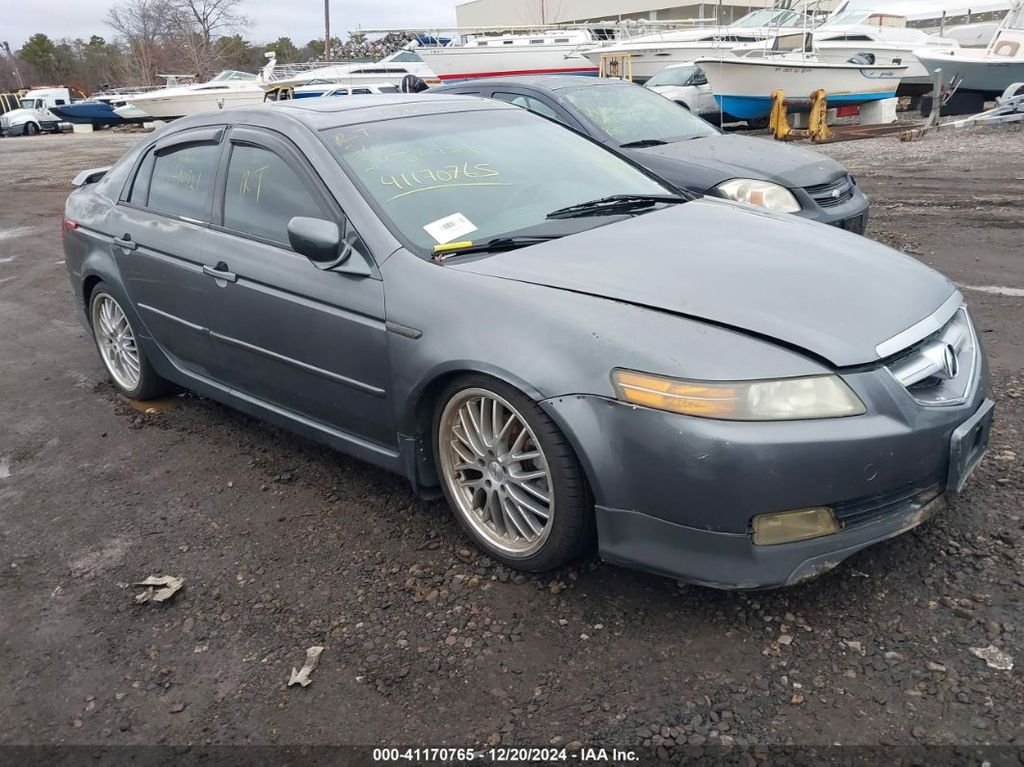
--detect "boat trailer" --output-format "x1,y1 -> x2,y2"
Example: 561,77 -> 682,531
900,82 -> 1024,140
768,89 -> 916,143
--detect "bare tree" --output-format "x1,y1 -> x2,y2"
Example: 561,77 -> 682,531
168,0 -> 250,78
107,0 -> 170,84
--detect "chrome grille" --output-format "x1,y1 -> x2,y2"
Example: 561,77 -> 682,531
887,307 -> 978,406
804,175 -> 855,208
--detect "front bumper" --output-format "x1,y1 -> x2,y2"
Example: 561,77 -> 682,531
541,365 -> 990,588
792,180 -> 870,233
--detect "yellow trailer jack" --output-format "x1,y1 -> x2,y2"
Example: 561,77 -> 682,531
768,89 -> 833,142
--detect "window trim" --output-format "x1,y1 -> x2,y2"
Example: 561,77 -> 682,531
211,125 -> 341,252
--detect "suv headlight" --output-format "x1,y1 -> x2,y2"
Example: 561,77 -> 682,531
715,178 -> 800,213
612,370 -> 865,421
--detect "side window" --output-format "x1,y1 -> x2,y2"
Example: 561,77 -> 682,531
147,142 -> 219,222
223,143 -> 325,246
691,69 -> 708,86
492,92 -> 566,125
55,99 -> 67,106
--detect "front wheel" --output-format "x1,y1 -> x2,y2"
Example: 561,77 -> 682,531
89,283 -> 170,400
433,376 -> 593,572
24,122 -> 39,136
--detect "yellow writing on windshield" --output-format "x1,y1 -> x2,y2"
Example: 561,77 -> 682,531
381,162 -> 500,194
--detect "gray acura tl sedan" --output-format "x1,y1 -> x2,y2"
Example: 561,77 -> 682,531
62,95 -> 994,589
438,77 -> 870,234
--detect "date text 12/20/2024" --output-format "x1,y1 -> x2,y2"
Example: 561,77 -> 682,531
372,747 -> 640,762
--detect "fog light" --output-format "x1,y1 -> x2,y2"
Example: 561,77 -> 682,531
752,507 -> 840,545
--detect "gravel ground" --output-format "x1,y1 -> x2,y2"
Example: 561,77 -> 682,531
1,125 -> 1022,755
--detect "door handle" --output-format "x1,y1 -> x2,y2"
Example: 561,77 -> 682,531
113,234 -> 137,250
202,261 -> 237,283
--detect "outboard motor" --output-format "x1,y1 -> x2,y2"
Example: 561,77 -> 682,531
846,52 -> 876,65
400,74 -> 429,93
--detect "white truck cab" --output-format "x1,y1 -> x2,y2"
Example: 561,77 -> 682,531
0,87 -> 71,136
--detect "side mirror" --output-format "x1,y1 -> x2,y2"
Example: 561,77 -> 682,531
288,216 -> 348,266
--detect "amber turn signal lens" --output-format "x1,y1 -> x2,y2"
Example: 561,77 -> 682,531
611,370 -> 738,417
752,507 -> 840,546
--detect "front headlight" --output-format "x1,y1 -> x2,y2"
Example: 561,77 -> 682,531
716,178 -> 800,213
611,370 -> 865,421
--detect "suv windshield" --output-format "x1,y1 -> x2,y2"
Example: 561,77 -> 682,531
646,65 -> 700,87
560,83 -> 716,146
326,108 -> 674,253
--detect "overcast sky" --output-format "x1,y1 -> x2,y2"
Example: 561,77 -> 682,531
3,0 -> 459,50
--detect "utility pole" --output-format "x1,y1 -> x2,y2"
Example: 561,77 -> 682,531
324,0 -> 331,60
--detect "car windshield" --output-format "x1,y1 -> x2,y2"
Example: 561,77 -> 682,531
560,83 -> 717,146
646,65 -> 700,87
19,99 -> 41,109
326,108 -> 673,253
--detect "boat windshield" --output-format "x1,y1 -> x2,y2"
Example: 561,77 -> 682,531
561,83 -> 717,145
732,9 -> 809,27
209,70 -> 257,82
820,9 -> 875,28
326,108 -> 674,254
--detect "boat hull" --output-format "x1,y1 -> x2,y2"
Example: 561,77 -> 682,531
50,101 -> 128,127
126,89 -> 264,119
913,51 -> 1024,97
583,42 -> 741,82
697,58 -> 905,119
417,45 -> 597,82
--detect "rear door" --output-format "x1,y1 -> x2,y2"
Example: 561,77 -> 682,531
201,126 -> 393,447
107,127 -> 225,377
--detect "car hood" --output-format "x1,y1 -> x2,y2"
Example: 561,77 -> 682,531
632,133 -> 848,190
449,199 -> 956,368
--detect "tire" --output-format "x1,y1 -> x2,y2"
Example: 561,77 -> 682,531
88,282 -> 170,400
433,374 -> 593,572
24,122 -> 39,136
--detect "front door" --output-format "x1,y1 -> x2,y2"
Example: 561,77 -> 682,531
201,127 -> 393,448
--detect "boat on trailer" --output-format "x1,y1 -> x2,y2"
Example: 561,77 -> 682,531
695,55 -> 906,119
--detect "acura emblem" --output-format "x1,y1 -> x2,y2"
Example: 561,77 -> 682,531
941,344 -> 960,379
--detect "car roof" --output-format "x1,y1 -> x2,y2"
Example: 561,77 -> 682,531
168,93 -> 515,133
439,76 -> 634,94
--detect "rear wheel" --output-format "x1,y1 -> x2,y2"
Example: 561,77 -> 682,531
433,375 -> 593,572
89,283 -> 169,400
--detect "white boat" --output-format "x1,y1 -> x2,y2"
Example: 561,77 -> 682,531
415,29 -> 598,82
915,0 -> 1024,96
811,8 -> 960,95
581,9 -> 817,83
112,103 -> 151,121
125,57 -> 276,120
266,48 -> 438,91
695,55 -> 906,119
264,81 -> 401,101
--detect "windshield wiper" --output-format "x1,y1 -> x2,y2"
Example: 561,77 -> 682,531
433,234 -> 563,260
619,138 -> 669,148
546,194 -> 684,220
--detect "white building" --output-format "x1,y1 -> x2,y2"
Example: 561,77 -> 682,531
455,0 -> 816,27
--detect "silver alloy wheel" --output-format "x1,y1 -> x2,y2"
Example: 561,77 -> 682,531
438,388 -> 555,558
91,293 -> 142,392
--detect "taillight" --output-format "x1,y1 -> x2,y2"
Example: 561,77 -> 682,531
61,219 -> 78,239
